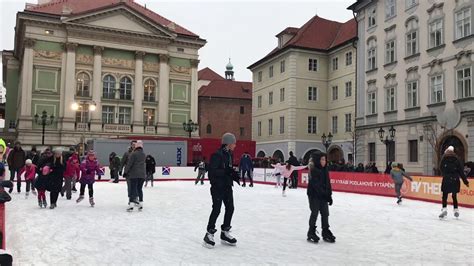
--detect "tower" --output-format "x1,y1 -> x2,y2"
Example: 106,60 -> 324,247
225,58 -> 234,80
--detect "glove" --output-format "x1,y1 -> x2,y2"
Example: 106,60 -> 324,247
463,180 -> 469,187
328,196 -> 333,206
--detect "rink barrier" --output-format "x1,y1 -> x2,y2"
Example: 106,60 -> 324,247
0,204 -> 4,249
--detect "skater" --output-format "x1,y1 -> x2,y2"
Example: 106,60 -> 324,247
438,146 -> 469,219
272,162 -> 283,188
203,133 -> 241,248
389,162 -> 413,205
35,164 -> 52,208
271,162 -> 308,197
62,153 -> 80,200
120,140 -> 137,178
194,157 -> 207,185
239,152 -> 254,187
7,141 -> 26,193
26,146 -> 40,166
306,151 -> 335,243
19,159 -> 37,199
287,151 -> 300,189
123,140 -> 146,211
48,149 -> 66,209
145,154 -> 156,187
77,151 -> 103,207
109,152 -> 121,183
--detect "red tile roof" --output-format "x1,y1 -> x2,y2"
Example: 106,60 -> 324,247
25,0 -> 199,37
249,16 -> 357,69
199,80 -> 252,100
198,67 -> 225,81
276,27 -> 299,37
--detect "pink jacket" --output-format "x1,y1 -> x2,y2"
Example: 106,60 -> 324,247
64,155 -> 80,178
20,164 -> 37,181
271,164 -> 308,178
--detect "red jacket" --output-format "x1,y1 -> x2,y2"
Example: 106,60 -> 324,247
64,154 -> 80,178
20,164 -> 37,181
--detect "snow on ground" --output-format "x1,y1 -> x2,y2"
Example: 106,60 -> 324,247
6,181 -> 474,265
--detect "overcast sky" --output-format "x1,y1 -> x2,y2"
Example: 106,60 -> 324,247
0,0 -> 355,82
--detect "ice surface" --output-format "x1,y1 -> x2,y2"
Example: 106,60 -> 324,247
6,181 -> 474,265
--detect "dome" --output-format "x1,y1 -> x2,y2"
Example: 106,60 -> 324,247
226,59 -> 233,70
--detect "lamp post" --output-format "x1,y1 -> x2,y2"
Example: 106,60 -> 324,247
321,132 -> 333,154
34,110 -> 55,145
182,119 -> 198,138
378,125 -> 396,167
71,101 -> 96,157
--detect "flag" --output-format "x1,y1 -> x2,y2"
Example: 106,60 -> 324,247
162,166 -> 171,176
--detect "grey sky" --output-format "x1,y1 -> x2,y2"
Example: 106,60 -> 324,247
0,0 -> 355,82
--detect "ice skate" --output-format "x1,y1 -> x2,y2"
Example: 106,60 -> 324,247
454,208 -> 459,218
76,196 -> 84,203
242,183 -> 246,187
282,190 -> 287,197
25,192 -> 29,199
203,231 -> 216,249
49,203 -> 56,209
249,184 -> 254,187
307,227 -> 319,243
32,190 -> 37,196
438,208 -> 447,219
126,202 -> 134,212
396,197 -> 402,205
89,197 -> 95,207
42,199 -> 47,208
38,199 -> 43,208
322,229 -> 336,243
220,230 -> 237,246
138,201 -> 143,211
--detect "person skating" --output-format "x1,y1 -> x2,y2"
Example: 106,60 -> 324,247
62,153 -> 80,200
271,163 -> 308,197
287,151 -> 300,189
109,152 -> 121,183
124,140 -> 146,211
48,149 -> 66,209
272,162 -> 283,188
35,165 -> 52,208
389,162 -> 413,205
438,146 -> 469,219
7,141 -> 26,193
26,146 -> 40,166
145,154 -> 156,187
203,133 -> 241,248
194,157 -> 207,185
19,159 -> 37,199
307,151 -> 335,243
239,152 -> 254,187
77,151 -> 103,207
120,140 -> 137,177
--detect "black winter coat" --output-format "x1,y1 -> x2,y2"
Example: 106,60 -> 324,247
287,155 -> 300,167
47,159 -> 66,192
307,167 -> 333,201
208,147 -> 237,189
109,156 -> 121,172
440,152 -> 468,193
7,147 -> 26,170
146,156 -> 156,174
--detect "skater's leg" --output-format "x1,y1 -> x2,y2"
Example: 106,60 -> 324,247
9,169 -> 15,181
395,183 -> 402,198
199,170 -> 205,183
221,188 -> 235,230
452,193 -> 458,209
241,171 -> 246,186
137,179 -> 145,202
80,183 -> 86,196
50,191 -> 59,205
129,179 -> 139,203
64,177 -> 72,199
247,170 -> 253,186
320,201 -> 330,230
308,198 -> 320,229
26,180 -> 31,193
16,172 -> 22,192
207,187 -> 223,232
442,192 -> 448,208
292,172 -> 298,188
88,184 -> 94,198
283,177 -> 288,191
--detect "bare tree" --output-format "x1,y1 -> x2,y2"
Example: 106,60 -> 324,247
423,122 -> 448,175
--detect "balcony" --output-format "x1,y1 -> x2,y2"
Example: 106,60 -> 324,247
144,96 -> 156,102
76,90 -> 91,98
75,122 -> 89,131
103,124 -> 131,133
145,125 -> 156,134
102,92 -> 115,99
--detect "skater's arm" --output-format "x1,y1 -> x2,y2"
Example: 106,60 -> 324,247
401,171 -> 413,181
292,165 -> 308,171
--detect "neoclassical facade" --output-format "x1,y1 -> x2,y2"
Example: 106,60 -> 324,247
349,0 -> 474,174
2,0 -> 205,146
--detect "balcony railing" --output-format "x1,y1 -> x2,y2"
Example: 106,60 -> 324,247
102,92 -> 115,99
145,126 -> 156,134
75,122 -> 89,131
76,90 -> 91,97
120,94 -> 132,100
144,96 -> 156,102
103,124 -> 131,133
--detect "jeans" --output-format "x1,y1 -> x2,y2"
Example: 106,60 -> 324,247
442,192 -> 458,208
129,179 -> 142,203
137,179 -> 144,202
207,186 -> 234,232
395,182 -> 403,198
241,170 -> 253,186
308,197 -> 330,232
10,169 -> 21,192
80,183 -> 94,198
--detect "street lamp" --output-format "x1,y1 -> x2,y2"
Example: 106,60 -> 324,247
321,132 -> 333,153
182,119 -> 198,138
378,125 -> 396,167
34,110 -> 55,145
72,100 -> 96,156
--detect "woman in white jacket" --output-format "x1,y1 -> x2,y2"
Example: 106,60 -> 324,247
271,163 -> 308,196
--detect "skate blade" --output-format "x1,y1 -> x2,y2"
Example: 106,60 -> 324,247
221,240 -> 237,246
307,239 -> 319,244
202,242 -> 215,249
126,208 -> 134,212
323,238 -> 336,243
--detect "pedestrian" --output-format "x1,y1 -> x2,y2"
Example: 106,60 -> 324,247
272,162 -> 283,188
203,133 -> 241,248
355,163 -> 364,173
389,162 -> 413,205
35,164 -> 52,208
371,163 -> 379,173
19,159 -> 37,199
27,146 -> 40,166
306,151 -> 335,243
62,153 -> 80,200
194,157 -> 207,185
239,152 -> 254,187
48,149 -> 66,209
384,162 -> 392,174
109,152 -> 121,183
124,140 -> 146,211
464,163 -> 472,177
120,140 -> 137,177
145,154 -> 156,187
77,150 -> 103,207
287,151 -> 300,189
271,162 -> 308,197
438,146 -> 469,219
7,141 -> 26,193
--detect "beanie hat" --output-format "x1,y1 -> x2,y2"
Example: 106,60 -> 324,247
445,146 -> 454,153
391,162 -> 398,168
135,140 -> 144,148
54,148 -> 63,155
222,133 -> 236,145
25,159 -> 32,165
42,165 -> 52,175
88,150 -> 96,156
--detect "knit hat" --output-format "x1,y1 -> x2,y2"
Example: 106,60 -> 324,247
25,159 -> 32,165
445,146 -> 454,153
87,150 -> 96,156
54,148 -> 62,155
221,133 -> 236,145
391,162 -> 398,168
135,140 -> 144,148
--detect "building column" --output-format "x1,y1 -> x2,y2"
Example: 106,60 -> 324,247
190,59 -> 199,137
90,46 -> 103,132
157,54 -> 170,135
18,38 -> 35,130
133,51 -> 145,134
467,116 -> 474,162
62,42 -> 78,131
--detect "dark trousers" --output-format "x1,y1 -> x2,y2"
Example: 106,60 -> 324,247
129,179 -> 144,203
145,172 -> 154,186
308,197 -> 330,232
283,177 -> 288,191
241,170 -> 253,186
292,171 -> 298,188
0,253 -> 12,266
111,170 -> 119,182
207,186 -> 234,232
195,170 -> 206,184
442,192 -> 458,208
80,183 -> 94,198
10,169 -> 21,192
50,191 -> 59,205
395,182 -> 403,198
138,179 -> 144,202
25,180 -> 34,193
62,177 -> 73,199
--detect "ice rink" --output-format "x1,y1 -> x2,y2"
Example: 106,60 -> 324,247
6,181 -> 474,265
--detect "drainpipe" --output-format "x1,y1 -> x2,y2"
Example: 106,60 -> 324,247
351,10 -> 359,164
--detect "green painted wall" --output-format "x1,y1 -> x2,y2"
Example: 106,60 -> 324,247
4,69 -> 19,131
103,48 -> 134,60
170,82 -> 191,104
32,68 -> 61,93
77,45 -> 93,55
31,100 -> 59,129
169,57 -> 190,67
144,54 -> 158,63
34,40 -> 63,52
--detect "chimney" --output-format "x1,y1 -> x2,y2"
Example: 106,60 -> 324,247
38,0 -> 53,4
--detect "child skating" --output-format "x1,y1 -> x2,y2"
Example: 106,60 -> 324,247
272,162 -> 283,188
19,159 -> 37,199
77,151 -> 103,207
389,162 -> 413,205
35,165 -> 52,208
145,155 -> 156,187
271,162 -> 307,197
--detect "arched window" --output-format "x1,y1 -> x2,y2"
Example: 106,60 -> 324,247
405,17 -> 419,57
103,75 -> 116,99
206,124 -> 212,134
120,77 -> 132,100
76,72 -> 90,97
367,37 -> 377,71
144,79 -> 156,102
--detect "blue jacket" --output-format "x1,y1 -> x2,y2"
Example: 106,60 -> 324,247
239,154 -> 253,172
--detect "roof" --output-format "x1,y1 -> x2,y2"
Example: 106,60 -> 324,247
198,67 -> 225,81
276,27 -> 299,37
25,0 -> 198,37
248,16 -> 357,69
199,80 -> 252,100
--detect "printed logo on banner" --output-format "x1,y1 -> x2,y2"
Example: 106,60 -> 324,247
302,173 -> 309,184
162,167 -> 171,175
176,148 -> 182,166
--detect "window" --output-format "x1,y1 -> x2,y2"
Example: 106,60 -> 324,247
345,81 -> 352,97
143,108 -> 155,126
76,73 -> 90,97
368,92 -> 377,115
455,8 -> 471,40
102,106 -> 115,124
385,40 -> 396,64
279,116 -> 285,134
332,57 -> 338,71
269,92 -> 273,105
118,107 -> 131,124
308,87 -> 318,101
406,0 -> 417,9
280,60 -> 285,73
430,75 -> 444,103
268,119 -> 273,136
409,140 -> 418,162
75,104 -> 89,123
240,106 -> 245,114
307,116 -> 317,134
103,75 -> 116,99
144,79 -> 156,102
119,77 -> 132,100
258,121 -> 262,136
368,6 -> 376,28
345,113 -> 352,132
308,58 -> 318,71
332,86 -> 338,101
346,52 -> 353,66
206,124 -> 212,134
332,116 -> 338,134
385,0 -> 396,19
280,88 -> 285,102
368,142 -> 376,162
386,87 -> 396,111
269,65 -> 274,78
240,127 -> 245,136
258,71 -> 262,82
429,20 -> 443,48
388,141 -> 396,162
457,67 -> 472,99
258,95 -> 262,108
407,80 -> 418,108
367,38 -> 377,71
406,31 -> 418,56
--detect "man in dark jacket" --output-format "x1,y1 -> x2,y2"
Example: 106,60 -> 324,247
124,140 -> 145,211
287,151 -> 300,188
27,146 -> 40,166
7,141 -> 26,193
203,133 -> 240,248
109,152 -> 121,183
239,152 -> 254,187
120,140 -> 137,177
